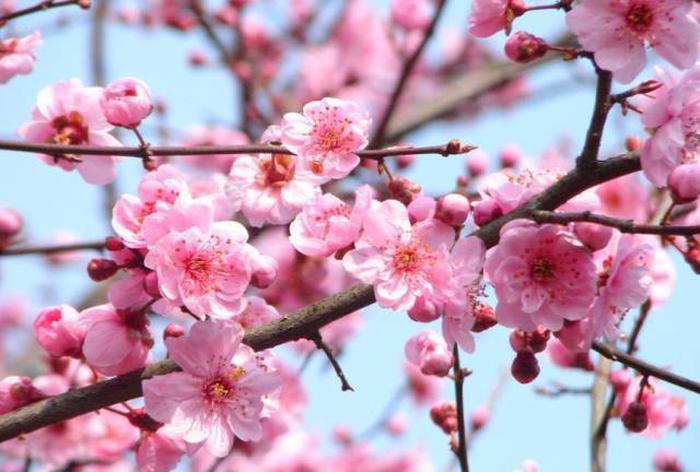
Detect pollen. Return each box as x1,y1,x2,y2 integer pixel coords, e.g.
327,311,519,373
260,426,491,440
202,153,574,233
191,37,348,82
530,257,555,283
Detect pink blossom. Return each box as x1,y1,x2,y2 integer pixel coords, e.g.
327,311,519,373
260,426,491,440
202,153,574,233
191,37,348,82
144,219,255,319
668,162,700,203
0,206,22,249
391,0,432,30
404,362,442,405
640,66,700,186
597,174,647,220
289,185,374,257
18,78,121,185
100,77,153,128
342,200,455,311
0,31,41,84
81,304,153,376
567,0,699,83
468,0,524,38
0,376,45,414
226,153,322,227
33,305,85,358
505,31,549,64
233,296,280,330
435,193,470,227
135,426,185,472
652,448,683,472
280,97,371,181
484,220,597,331
44,230,81,265
404,331,454,377
546,337,594,371
143,321,281,457
616,376,688,438
588,235,652,341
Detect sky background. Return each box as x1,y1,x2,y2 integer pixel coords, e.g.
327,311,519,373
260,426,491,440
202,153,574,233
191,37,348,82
0,1,698,471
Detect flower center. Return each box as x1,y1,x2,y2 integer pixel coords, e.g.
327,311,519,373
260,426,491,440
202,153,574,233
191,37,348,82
202,367,246,404
530,257,555,283
183,247,226,294
390,239,435,274
625,3,654,34
261,154,296,187
51,111,89,146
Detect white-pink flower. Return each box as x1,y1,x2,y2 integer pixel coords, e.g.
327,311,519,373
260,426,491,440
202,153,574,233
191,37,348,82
144,219,255,319
468,0,524,38
143,321,280,457
289,185,374,257
566,0,699,83
280,97,371,181
342,200,455,311
226,153,321,227
404,330,453,377
640,65,700,186
100,77,153,128
18,78,121,185
33,304,85,358
484,220,597,331
0,31,41,84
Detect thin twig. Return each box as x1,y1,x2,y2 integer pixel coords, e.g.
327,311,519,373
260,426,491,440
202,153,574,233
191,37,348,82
309,332,354,392
531,210,700,236
452,345,469,472
0,0,86,24
0,241,105,256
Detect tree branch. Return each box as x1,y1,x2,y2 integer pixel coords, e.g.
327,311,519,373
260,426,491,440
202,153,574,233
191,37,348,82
531,210,700,236
452,345,470,472
370,0,449,147
0,151,643,441
309,332,354,392
0,140,475,161
0,241,105,257
576,70,612,170
0,0,87,24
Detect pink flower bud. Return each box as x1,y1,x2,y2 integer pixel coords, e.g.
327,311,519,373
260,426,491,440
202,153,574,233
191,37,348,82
163,323,185,340
469,406,490,432
143,271,161,297
436,193,470,227
407,296,440,322
511,350,540,384
467,150,488,178
105,236,125,252
391,0,432,30
405,331,454,377
87,258,119,282
471,302,497,332
668,163,700,204
625,136,643,152
505,31,549,64
528,326,550,353
499,144,521,168
386,413,408,436
574,222,613,251
33,305,86,358
332,425,353,445
100,77,153,128
0,206,22,242
652,449,682,472
609,369,632,391
473,199,503,226
407,196,436,224
683,246,700,274
388,177,422,205
430,402,458,434
396,154,415,169
621,401,648,433
0,376,45,414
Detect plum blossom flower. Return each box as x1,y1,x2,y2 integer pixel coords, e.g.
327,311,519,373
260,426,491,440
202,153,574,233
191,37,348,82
0,31,41,84
404,331,453,377
640,65,700,186
566,0,699,83
100,77,153,128
342,199,455,311
143,321,281,457
468,0,524,38
144,219,257,319
226,152,321,227
280,97,371,181
33,305,86,358
18,78,121,185
484,220,597,331
81,304,153,376
289,185,374,257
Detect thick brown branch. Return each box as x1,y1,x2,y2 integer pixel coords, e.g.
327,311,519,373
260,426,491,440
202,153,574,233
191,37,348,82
531,211,700,236
591,341,700,394
0,140,475,161
0,241,105,256
370,0,448,147
576,70,612,170
0,0,86,24
0,151,642,441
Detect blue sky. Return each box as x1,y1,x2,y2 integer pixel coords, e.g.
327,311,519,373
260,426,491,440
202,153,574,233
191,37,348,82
0,1,698,470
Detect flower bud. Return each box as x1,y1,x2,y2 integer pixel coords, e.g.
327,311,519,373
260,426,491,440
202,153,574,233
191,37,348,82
469,406,490,432
250,254,277,289
621,401,648,433
105,236,126,252
574,222,613,251
511,350,540,384
391,0,432,30
436,193,470,227
472,199,503,227
471,302,497,332
100,77,153,128
467,150,488,178
505,31,548,64
683,246,700,275
143,271,161,297
386,413,408,436
509,329,528,352
668,163,700,204
33,305,86,358
625,136,643,152
0,376,45,414
405,331,454,377
609,369,632,391
163,323,185,340
407,196,436,224
499,144,521,168
407,296,440,322
430,402,458,434
388,177,422,205
652,449,683,472
87,258,119,282
0,207,22,243
528,326,550,353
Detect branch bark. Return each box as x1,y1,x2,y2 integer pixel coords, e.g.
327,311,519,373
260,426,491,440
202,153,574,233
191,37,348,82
531,210,700,236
